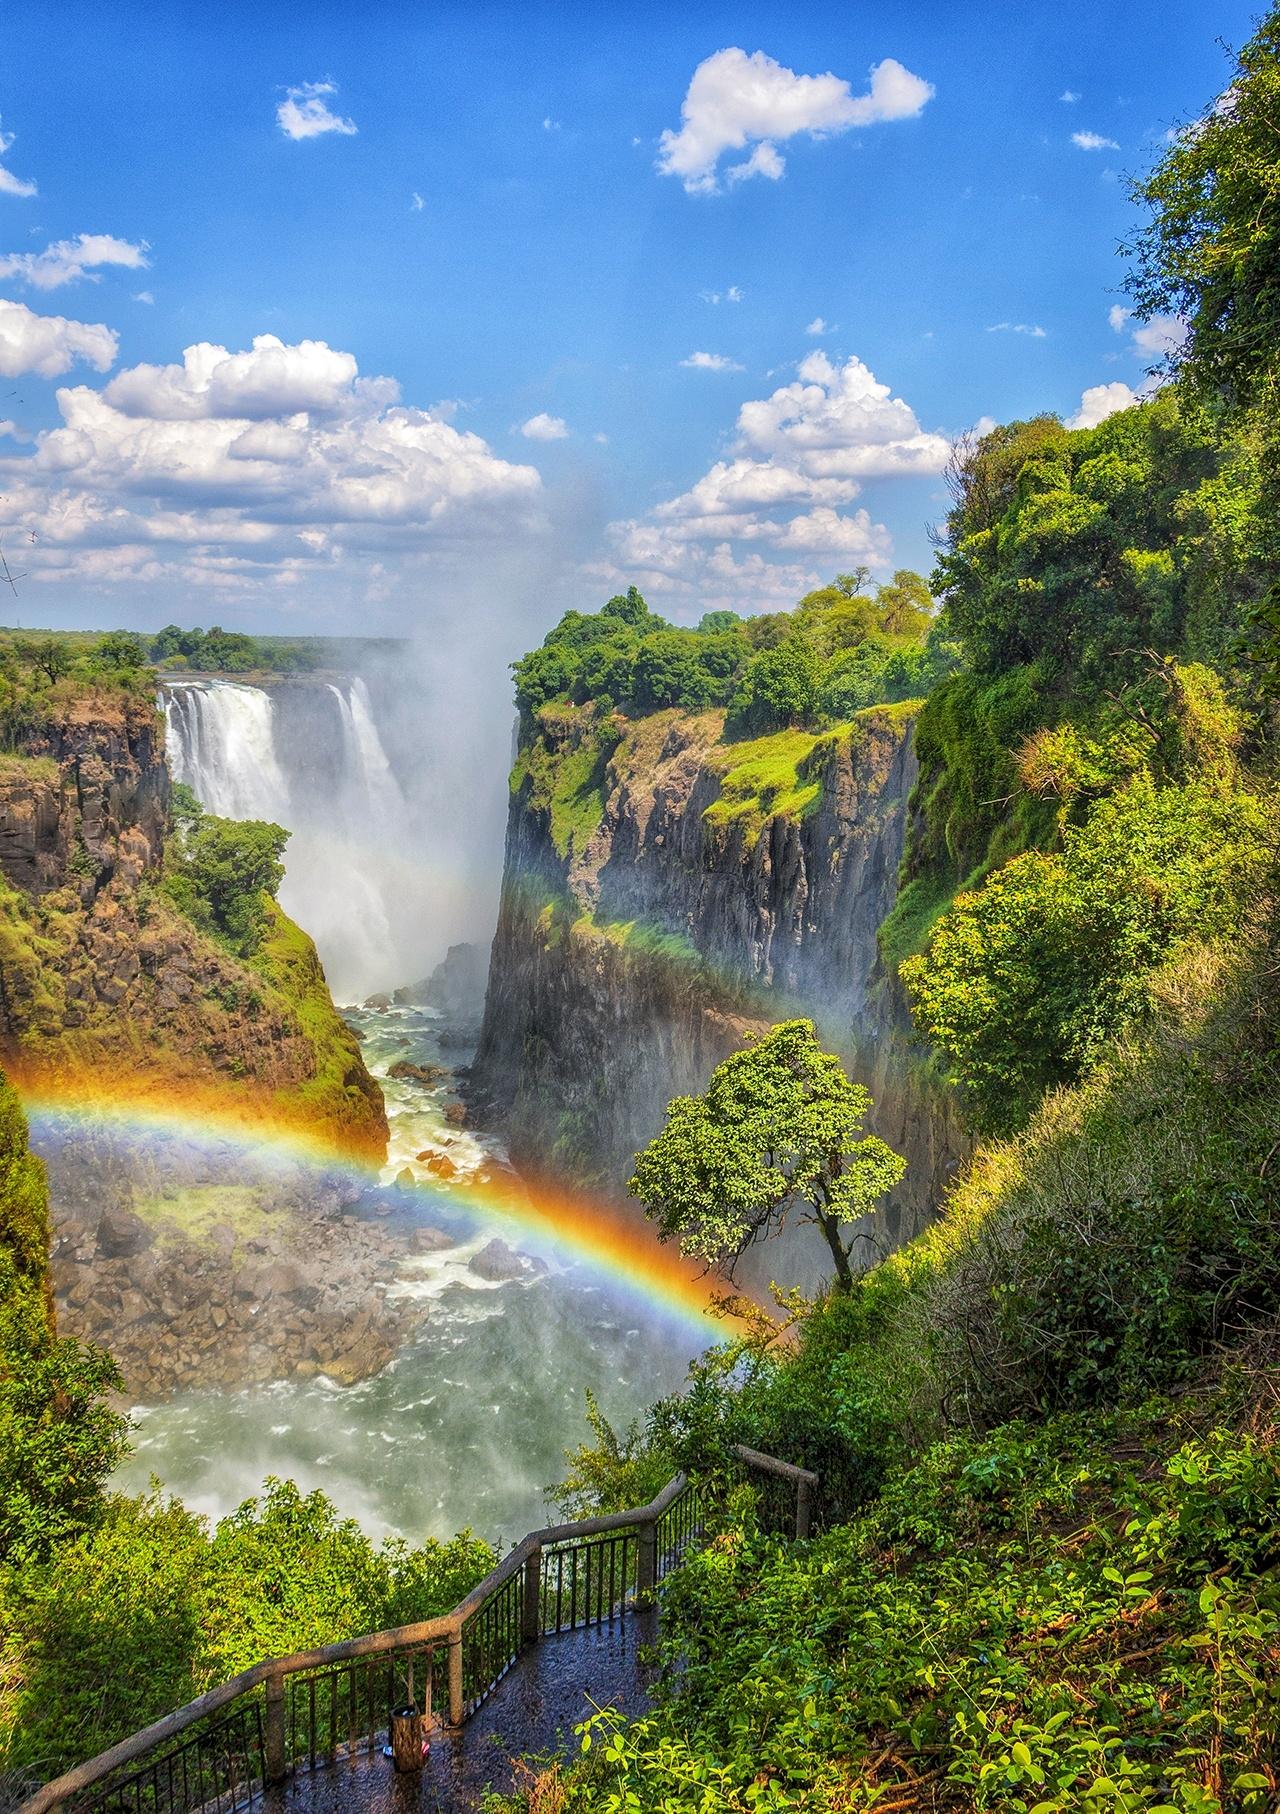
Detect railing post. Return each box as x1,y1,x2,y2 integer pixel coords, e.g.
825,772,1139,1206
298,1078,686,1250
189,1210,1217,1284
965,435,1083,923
264,1669,286,1785
635,1519,657,1604
522,1546,542,1644
795,1475,813,1541
447,1627,464,1726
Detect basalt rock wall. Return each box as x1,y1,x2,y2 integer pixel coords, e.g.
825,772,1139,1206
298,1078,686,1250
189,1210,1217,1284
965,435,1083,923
471,704,965,1287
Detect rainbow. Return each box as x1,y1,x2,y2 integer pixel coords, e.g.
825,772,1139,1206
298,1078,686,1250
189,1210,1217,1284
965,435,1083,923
17,1077,734,1333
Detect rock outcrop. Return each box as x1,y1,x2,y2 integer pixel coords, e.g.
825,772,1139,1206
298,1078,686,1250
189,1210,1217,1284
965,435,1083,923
470,702,966,1286
0,686,386,1158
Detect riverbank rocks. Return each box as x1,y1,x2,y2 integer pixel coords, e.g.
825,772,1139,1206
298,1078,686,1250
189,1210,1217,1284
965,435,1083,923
468,1238,546,1283
388,1058,447,1086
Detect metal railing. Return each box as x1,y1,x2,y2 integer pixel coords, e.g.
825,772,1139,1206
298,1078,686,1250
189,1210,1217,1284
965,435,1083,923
20,1447,816,1814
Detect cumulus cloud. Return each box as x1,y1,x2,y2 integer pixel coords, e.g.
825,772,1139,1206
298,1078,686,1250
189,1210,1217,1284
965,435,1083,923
987,321,1047,338
680,351,744,372
0,298,118,378
1067,380,1140,429
701,285,743,305
599,348,943,610
805,317,830,336
1060,90,1081,103
1072,130,1119,151
735,351,950,478
1130,313,1188,359
2,332,542,595
277,80,357,141
657,47,934,194
1108,303,1131,333
519,412,568,440
0,233,149,291
0,120,36,197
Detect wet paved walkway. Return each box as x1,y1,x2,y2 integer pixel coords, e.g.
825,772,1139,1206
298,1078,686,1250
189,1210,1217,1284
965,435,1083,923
261,1611,658,1812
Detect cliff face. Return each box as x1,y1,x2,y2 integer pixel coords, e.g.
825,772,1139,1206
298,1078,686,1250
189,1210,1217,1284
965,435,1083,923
471,703,965,1283
0,688,386,1159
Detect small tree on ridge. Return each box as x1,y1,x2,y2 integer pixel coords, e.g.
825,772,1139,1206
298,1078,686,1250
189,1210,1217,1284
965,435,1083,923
629,1019,906,1291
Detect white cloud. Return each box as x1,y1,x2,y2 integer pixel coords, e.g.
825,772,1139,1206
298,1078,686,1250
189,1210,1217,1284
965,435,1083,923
0,418,31,441
1130,313,1187,359
103,335,361,419
2,333,542,594
519,412,568,440
1108,303,1131,333
133,290,155,305
680,351,745,372
410,192,424,212
700,285,743,305
542,117,561,132
1067,380,1140,429
735,350,950,478
0,298,118,378
805,317,830,336
657,46,934,194
0,233,149,291
598,348,944,610
276,81,357,141
726,141,785,185
0,120,36,198
1060,90,1080,103
1072,130,1119,151
987,321,1047,338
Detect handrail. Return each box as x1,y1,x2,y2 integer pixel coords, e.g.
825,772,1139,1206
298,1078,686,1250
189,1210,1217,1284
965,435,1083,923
21,1451,814,1813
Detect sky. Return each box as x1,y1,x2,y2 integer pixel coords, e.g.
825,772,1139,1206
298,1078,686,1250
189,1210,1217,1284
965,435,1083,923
0,0,1256,643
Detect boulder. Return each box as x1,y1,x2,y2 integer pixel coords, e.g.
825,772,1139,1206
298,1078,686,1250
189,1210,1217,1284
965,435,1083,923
443,1102,467,1127
95,1207,155,1260
411,1225,456,1253
422,1152,457,1181
388,1059,446,1087
468,1238,527,1283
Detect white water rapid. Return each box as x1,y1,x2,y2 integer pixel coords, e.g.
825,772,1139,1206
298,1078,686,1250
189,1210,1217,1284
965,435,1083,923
162,677,420,1000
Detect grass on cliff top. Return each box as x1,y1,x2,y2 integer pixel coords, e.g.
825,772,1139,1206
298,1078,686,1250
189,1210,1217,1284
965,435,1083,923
573,910,702,968
0,753,58,786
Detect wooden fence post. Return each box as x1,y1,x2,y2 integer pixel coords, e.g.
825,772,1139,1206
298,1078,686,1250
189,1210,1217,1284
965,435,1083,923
635,1521,657,1604
795,1475,813,1541
447,1629,464,1727
264,1670,286,1785
522,1547,542,1645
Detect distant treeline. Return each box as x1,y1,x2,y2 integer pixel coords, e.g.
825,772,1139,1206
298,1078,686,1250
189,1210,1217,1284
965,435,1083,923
513,570,958,738
0,624,404,681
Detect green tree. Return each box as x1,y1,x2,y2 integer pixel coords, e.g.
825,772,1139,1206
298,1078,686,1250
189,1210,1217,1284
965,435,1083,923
629,1020,906,1290
902,777,1273,1133
93,630,148,671
13,637,72,685
163,805,290,956
728,639,821,735
0,1075,127,1562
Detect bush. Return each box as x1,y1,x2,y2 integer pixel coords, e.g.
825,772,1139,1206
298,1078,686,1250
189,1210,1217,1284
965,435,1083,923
162,792,289,957
901,777,1272,1133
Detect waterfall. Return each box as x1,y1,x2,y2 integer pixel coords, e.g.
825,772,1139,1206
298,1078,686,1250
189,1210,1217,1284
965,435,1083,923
161,676,422,1002
163,682,291,823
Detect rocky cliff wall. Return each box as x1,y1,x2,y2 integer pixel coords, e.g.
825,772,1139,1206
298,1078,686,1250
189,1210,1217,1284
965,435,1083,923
0,688,386,1159
470,703,966,1287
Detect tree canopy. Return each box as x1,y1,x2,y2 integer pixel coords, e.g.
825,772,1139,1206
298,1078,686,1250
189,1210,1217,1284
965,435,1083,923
629,1020,906,1290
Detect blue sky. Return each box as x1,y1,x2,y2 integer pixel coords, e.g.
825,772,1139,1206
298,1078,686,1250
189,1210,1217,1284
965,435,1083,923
0,1,1254,638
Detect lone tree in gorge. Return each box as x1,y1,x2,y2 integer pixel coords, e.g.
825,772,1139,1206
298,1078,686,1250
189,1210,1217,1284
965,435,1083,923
629,1019,906,1291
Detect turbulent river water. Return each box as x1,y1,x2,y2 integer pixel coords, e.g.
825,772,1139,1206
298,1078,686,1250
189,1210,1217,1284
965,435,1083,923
109,999,702,1546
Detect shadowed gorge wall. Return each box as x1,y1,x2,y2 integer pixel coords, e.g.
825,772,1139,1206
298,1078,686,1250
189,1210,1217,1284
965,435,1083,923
471,701,965,1287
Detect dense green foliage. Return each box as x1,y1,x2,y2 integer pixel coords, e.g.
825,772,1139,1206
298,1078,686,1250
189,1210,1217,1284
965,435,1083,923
901,774,1271,1132
512,572,955,737
161,784,289,957
0,1480,493,1781
0,1076,126,1568
148,624,323,674
631,1021,905,1290
553,1403,1279,1812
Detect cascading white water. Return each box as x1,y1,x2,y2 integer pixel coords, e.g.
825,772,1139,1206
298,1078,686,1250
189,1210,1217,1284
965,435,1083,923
163,682,292,822
161,676,424,1001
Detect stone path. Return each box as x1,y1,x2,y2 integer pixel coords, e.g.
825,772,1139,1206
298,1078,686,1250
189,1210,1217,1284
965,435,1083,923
260,1610,658,1812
